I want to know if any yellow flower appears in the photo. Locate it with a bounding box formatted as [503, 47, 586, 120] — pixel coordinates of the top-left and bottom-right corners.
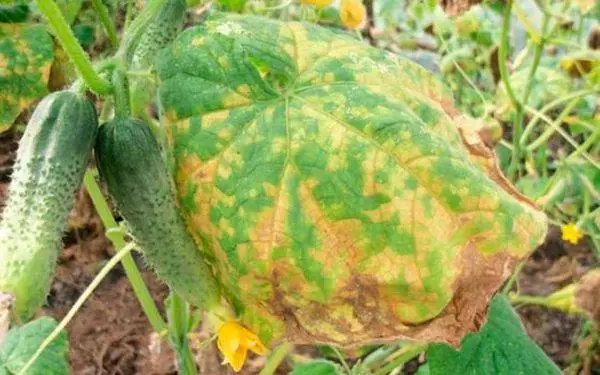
[545, 283, 582, 314]
[217, 321, 268, 372]
[300, 0, 334, 8]
[340, 0, 366, 29]
[561, 223, 584, 245]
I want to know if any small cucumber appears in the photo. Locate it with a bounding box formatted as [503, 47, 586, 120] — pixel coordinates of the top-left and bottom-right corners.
[0, 91, 98, 320]
[131, 0, 187, 69]
[130, 0, 187, 118]
[94, 118, 220, 309]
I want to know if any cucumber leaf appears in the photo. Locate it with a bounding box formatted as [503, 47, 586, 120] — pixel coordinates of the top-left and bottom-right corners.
[427, 295, 561, 375]
[156, 13, 547, 346]
[0, 317, 69, 375]
[0, 23, 54, 131]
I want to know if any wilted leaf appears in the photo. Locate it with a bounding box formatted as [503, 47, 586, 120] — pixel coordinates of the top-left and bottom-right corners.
[427, 295, 560, 375]
[439, 0, 481, 17]
[0, 23, 54, 130]
[0, 317, 69, 375]
[559, 50, 600, 77]
[575, 270, 600, 326]
[157, 13, 547, 347]
[48, 44, 77, 91]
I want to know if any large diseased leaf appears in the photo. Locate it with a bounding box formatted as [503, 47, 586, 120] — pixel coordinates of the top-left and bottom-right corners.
[157, 13, 547, 347]
[0, 23, 54, 130]
[427, 296, 560, 375]
[0, 317, 69, 375]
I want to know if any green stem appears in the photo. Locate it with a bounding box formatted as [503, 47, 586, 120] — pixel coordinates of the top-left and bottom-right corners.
[112, 68, 131, 118]
[179, 344, 198, 375]
[372, 343, 428, 375]
[498, 0, 521, 180]
[118, 0, 168, 64]
[125, 0, 134, 28]
[524, 106, 599, 169]
[83, 171, 167, 334]
[502, 259, 526, 294]
[362, 344, 399, 367]
[520, 88, 597, 145]
[498, 0, 520, 112]
[332, 347, 352, 374]
[18, 243, 136, 375]
[508, 294, 558, 309]
[91, 0, 119, 48]
[167, 293, 198, 375]
[513, 0, 541, 43]
[35, 0, 112, 95]
[519, 16, 549, 111]
[568, 125, 599, 161]
[259, 342, 294, 375]
[506, 3, 549, 180]
[526, 99, 579, 151]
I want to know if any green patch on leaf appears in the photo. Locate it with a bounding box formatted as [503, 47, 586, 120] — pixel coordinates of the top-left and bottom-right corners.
[0, 23, 54, 130]
[427, 295, 560, 375]
[0, 317, 69, 375]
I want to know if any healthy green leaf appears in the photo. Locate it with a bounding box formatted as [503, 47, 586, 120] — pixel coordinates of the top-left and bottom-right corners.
[427, 295, 560, 375]
[291, 360, 342, 375]
[0, 317, 69, 375]
[415, 362, 430, 375]
[0, 23, 54, 130]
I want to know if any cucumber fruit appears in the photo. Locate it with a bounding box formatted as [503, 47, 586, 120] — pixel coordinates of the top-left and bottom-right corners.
[0, 90, 98, 320]
[94, 118, 220, 309]
[129, 0, 187, 118]
[131, 0, 187, 69]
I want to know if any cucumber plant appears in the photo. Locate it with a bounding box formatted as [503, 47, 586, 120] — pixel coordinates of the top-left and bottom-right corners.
[0, 0, 596, 374]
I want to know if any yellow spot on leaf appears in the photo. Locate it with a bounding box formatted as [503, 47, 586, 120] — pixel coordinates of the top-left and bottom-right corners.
[222, 92, 251, 108]
[0, 53, 7, 71]
[262, 182, 278, 198]
[237, 84, 251, 97]
[217, 321, 268, 372]
[191, 36, 205, 46]
[561, 223, 583, 245]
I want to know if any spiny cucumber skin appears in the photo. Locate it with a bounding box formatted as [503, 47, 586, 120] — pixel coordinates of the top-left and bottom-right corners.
[131, 0, 187, 69]
[95, 118, 220, 310]
[0, 91, 98, 320]
[130, 0, 187, 118]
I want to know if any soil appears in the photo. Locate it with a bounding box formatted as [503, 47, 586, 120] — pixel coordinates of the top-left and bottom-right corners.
[0, 127, 597, 374]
